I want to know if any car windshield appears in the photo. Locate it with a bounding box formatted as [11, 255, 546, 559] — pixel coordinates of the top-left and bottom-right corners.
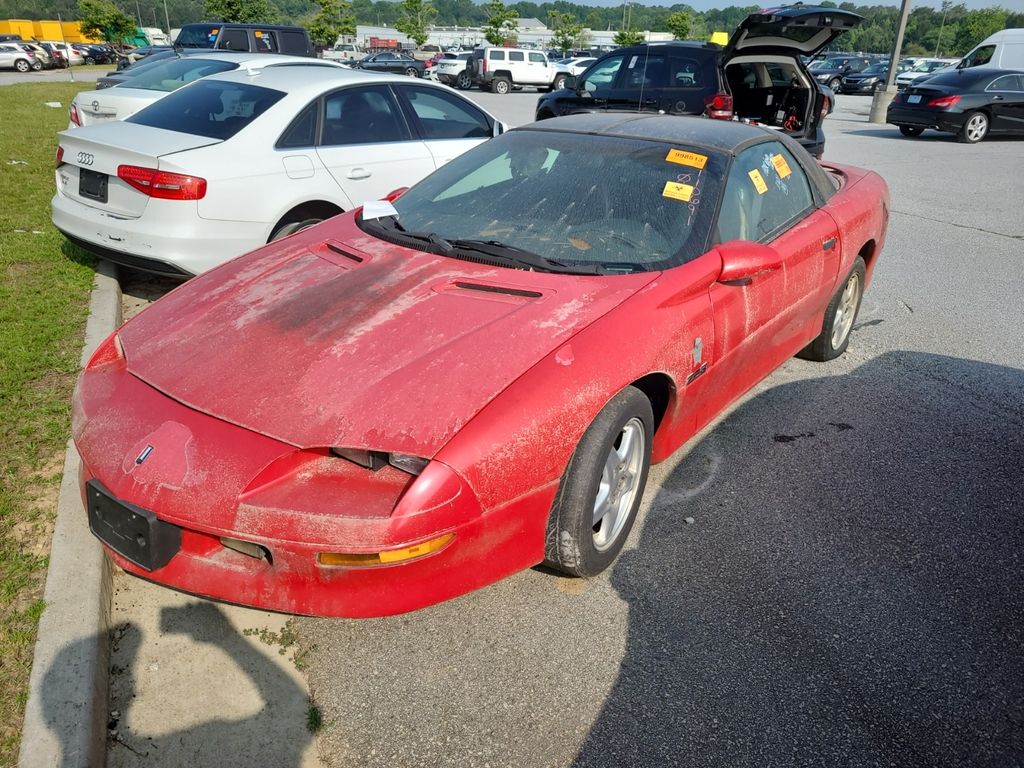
[813, 58, 848, 70]
[118, 57, 238, 92]
[912, 60, 941, 72]
[363, 131, 725, 274]
[176, 25, 219, 48]
[127, 80, 285, 140]
[862, 62, 888, 75]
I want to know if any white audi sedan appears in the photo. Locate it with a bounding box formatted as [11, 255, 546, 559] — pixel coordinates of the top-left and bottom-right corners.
[68, 53, 345, 129]
[53, 65, 507, 277]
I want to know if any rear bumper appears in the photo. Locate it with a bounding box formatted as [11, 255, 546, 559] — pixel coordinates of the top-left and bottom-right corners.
[51, 189, 266, 276]
[886, 105, 964, 133]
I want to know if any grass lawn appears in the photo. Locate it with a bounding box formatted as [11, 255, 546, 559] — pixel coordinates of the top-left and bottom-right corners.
[0, 82, 97, 764]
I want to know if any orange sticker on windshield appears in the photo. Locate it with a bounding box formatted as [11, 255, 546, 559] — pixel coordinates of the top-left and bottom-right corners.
[662, 181, 694, 202]
[569, 237, 592, 251]
[771, 154, 792, 179]
[748, 169, 768, 195]
[666, 149, 708, 169]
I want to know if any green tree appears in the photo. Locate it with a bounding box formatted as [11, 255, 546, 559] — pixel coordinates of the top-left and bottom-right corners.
[953, 7, 1008, 55]
[548, 10, 582, 53]
[665, 10, 690, 40]
[307, 0, 354, 48]
[613, 28, 644, 46]
[482, 0, 517, 46]
[395, 0, 436, 47]
[204, 0, 277, 22]
[77, 0, 135, 45]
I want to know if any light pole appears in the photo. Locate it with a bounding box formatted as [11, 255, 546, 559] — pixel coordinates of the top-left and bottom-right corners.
[164, 0, 171, 34]
[934, 0, 951, 57]
[869, 0, 912, 124]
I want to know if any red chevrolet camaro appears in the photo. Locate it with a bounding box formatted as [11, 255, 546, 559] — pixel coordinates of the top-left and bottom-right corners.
[73, 114, 889, 617]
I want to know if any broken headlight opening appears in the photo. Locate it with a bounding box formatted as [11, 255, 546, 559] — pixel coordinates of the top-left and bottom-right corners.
[330, 448, 430, 476]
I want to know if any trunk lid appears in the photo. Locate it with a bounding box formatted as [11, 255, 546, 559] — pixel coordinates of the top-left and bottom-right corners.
[73, 87, 161, 127]
[726, 5, 863, 58]
[117, 218, 656, 457]
[55, 122, 219, 218]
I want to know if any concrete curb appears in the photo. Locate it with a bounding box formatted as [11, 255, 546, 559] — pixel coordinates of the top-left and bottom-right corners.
[19, 261, 121, 768]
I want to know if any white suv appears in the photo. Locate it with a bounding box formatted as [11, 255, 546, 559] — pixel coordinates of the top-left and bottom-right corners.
[434, 51, 473, 89]
[0, 42, 41, 72]
[467, 47, 570, 94]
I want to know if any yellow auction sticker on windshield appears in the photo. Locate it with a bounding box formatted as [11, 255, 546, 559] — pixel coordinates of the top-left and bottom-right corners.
[666, 149, 708, 169]
[771, 154, 792, 179]
[662, 181, 695, 202]
[748, 169, 768, 194]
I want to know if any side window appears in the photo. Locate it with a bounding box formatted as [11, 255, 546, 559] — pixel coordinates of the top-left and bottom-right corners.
[278, 31, 306, 54]
[669, 56, 707, 87]
[987, 74, 1023, 92]
[964, 45, 995, 68]
[581, 55, 625, 94]
[488, 50, 505, 61]
[529, 52, 545, 64]
[621, 54, 667, 89]
[717, 142, 814, 243]
[400, 85, 490, 140]
[321, 86, 410, 146]
[253, 30, 276, 52]
[216, 28, 248, 51]
[277, 101, 319, 148]
[509, 51, 524, 62]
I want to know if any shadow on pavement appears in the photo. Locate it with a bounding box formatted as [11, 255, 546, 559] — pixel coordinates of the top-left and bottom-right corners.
[42, 602, 313, 767]
[573, 351, 1024, 767]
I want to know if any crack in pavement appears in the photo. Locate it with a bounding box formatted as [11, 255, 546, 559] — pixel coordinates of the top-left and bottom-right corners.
[891, 209, 1024, 241]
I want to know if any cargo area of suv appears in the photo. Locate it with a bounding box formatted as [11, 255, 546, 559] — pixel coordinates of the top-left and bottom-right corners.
[536, 4, 862, 158]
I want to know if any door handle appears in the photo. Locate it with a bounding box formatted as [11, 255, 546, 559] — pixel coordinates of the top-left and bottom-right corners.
[346, 168, 371, 180]
[992, 95, 1004, 101]
[822, 237, 837, 251]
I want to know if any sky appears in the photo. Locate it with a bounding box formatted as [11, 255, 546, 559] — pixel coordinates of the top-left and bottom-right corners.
[579, 0, 1024, 11]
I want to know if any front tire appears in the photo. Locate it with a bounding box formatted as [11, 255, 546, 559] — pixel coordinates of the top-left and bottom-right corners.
[492, 76, 511, 95]
[799, 257, 865, 362]
[899, 125, 924, 137]
[31, 59, 42, 71]
[958, 111, 989, 144]
[829, 77, 842, 91]
[544, 386, 653, 577]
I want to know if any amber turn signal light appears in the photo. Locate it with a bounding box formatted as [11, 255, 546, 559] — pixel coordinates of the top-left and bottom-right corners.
[318, 533, 454, 568]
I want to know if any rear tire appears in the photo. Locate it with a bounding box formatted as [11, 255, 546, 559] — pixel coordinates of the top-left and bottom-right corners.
[456, 71, 472, 90]
[269, 218, 322, 242]
[492, 76, 511, 95]
[798, 257, 865, 362]
[552, 74, 567, 90]
[15, 59, 30, 73]
[544, 386, 653, 578]
[899, 125, 924, 137]
[404, 67, 419, 78]
[958, 111, 989, 144]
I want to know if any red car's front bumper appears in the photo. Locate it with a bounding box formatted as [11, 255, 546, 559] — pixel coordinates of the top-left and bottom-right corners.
[73, 335, 554, 618]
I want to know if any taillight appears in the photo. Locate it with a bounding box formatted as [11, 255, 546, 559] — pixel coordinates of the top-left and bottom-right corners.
[69, 103, 80, 126]
[927, 95, 961, 109]
[892, 92, 905, 104]
[482, 56, 487, 74]
[117, 165, 207, 200]
[55, 145, 64, 168]
[820, 93, 831, 119]
[704, 92, 733, 120]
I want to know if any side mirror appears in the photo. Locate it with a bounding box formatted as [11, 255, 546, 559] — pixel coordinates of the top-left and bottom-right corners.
[563, 75, 576, 90]
[717, 240, 783, 284]
[493, 121, 508, 137]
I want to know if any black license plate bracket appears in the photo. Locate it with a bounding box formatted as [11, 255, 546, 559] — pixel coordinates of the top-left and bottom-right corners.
[86, 480, 181, 571]
[78, 168, 108, 203]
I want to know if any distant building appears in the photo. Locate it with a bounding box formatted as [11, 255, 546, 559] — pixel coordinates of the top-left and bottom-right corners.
[354, 22, 671, 51]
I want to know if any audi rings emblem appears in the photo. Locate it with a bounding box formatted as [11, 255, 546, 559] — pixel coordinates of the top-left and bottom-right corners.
[77, 151, 94, 166]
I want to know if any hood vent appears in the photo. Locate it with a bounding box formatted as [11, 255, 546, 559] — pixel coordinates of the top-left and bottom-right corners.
[454, 282, 542, 299]
[325, 242, 364, 263]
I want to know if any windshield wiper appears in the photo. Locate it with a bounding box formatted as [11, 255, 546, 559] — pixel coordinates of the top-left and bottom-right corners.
[360, 216, 606, 275]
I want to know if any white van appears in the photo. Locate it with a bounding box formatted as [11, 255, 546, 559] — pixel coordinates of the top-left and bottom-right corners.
[959, 28, 1024, 69]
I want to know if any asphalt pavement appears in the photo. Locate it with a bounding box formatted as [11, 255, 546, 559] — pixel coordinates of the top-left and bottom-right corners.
[30, 84, 1024, 768]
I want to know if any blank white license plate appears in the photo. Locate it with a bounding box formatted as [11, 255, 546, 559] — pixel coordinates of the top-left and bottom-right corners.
[908, 95, 922, 103]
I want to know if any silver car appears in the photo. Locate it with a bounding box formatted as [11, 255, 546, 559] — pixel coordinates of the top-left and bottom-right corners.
[0, 42, 42, 72]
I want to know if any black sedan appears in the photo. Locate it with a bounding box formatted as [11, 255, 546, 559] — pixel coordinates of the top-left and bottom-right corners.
[888, 67, 1024, 143]
[353, 52, 423, 77]
[840, 61, 889, 94]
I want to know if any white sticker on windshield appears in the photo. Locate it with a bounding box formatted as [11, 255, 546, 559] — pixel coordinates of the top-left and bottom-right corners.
[628, 56, 638, 69]
[361, 200, 399, 220]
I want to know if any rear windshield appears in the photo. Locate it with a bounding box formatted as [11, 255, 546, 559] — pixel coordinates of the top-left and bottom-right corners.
[374, 130, 726, 273]
[128, 80, 285, 140]
[120, 58, 237, 92]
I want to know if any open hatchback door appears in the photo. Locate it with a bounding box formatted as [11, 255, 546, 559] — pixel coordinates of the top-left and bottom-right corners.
[726, 5, 864, 57]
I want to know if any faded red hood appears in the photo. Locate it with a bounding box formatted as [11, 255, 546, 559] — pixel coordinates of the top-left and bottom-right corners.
[119, 219, 656, 457]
